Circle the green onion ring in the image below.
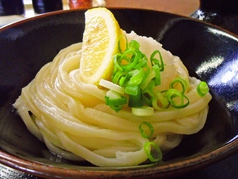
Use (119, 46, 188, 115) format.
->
(127, 69, 145, 86)
(152, 91, 169, 110)
(144, 142, 162, 162)
(197, 81, 209, 97)
(105, 96, 127, 112)
(112, 71, 127, 84)
(150, 50, 164, 71)
(129, 40, 140, 51)
(118, 35, 128, 53)
(152, 65, 161, 86)
(120, 49, 139, 71)
(166, 89, 189, 109)
(139, 121, 154, 138)
(113, 54, 123, 71)
(170, 77, 188, 94)
(125, 85, 139, 96)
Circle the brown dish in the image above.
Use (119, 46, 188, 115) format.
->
(0, 8, 238, 178)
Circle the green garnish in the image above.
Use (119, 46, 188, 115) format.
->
(166, 89, 190, 109)
(132, 106, 154, 116)
(139, 121, 154, 138)
(125, 85, 139, 96)
(150, 50, 164, 71)
(152, 65, 161, 86)
(127, 69, 144, 86)
(127, 86, 144, 107)
(99, 35, 209, 115)
(170, 77, 188, 94)
(105, 96, 127, 112)
(197, 81, 209, 97)
(98, 35, 210, 165)
(144, 142, 162, 162)
(152, 91, 169, 110)
(118, 34, 128, 53)
(105, 90, 127, 112)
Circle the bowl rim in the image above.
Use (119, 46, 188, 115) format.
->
(1, 139, 238, 178)
(1, 7, 238, 38)
(1, 7, 238, 178)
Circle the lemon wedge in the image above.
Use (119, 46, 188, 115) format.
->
(79, 8, 121, 84)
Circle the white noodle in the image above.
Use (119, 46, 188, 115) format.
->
(13, 31, 211, 167)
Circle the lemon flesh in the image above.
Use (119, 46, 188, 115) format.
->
(79, 8, 121, 84)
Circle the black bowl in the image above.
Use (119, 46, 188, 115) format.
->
(1, 8, 238, 179)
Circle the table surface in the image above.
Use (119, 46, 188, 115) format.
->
(0, 0, 199, 26)
(1, 0, 238, 179)
(106, 0, 199, 16)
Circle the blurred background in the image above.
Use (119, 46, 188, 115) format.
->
(0, 0, 199, 27)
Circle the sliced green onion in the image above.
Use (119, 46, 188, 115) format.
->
(106, 90, 121, 99)
(140, 70, 155, 90)
(136, 50, 146, 60)
(197, 81, 209, 97)
(114, 54, 123, 71)
(120, 50, 139, 71)
(127, 69, 145, 86)
(118, 35, 128, 54)
(152, 65, 161, 86)
(150, 50, 164, 71)
(144, 142, 162, 162)
(128, 88, 143, 107)
(112, 71, 126, 84)
(139, 121, 154, 138)
(99, 79, 125, 95)
(105, 93, 127, 112)
(119, 75, 127, 87)
(134, 58, 148, 69)
(132, 106, 154, 116)
(138, 68, 150, 89)
(114, 50, 138, 72)
(170, 77, 188, 94)
(152, 91, 169, 111)
(141, 80, 155, 107)
(108, 38, 176, 114)
(129, 40, 140, 51)
(166, 89, 189, 109)
(142, 93, 153, 107)
(125, 85, 139, 96)
(142, 80, 155, 97)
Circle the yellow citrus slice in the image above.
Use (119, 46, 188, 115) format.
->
(79, 7, 121, 84)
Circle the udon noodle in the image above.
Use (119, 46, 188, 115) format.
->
(13, 31, 212, 167)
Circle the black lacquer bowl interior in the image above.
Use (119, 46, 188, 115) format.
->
(1, 8, 238, 178)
